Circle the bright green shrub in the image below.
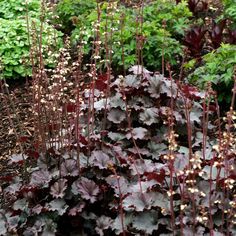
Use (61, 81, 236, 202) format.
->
(221, 0, 236, 25)
(188, 43, 236, 103)
(0, 0, 40, 19)
(0, 18, 63, 78)
(55, 0, 97, 33)
(0, 0, 63, 79)
(70, 0, 192, 71)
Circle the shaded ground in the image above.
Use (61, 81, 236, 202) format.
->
(0, 80, 34, 182)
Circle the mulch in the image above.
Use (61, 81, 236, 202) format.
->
(0, 80, 34, 181)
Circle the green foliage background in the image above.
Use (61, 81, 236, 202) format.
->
(0, 0, 63, 79)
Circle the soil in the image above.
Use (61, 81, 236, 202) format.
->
(0, 79, 34, 185)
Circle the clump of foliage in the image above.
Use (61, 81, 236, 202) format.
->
(180, 0, 236, 106)
(221, 0, 236, 26)
(0, 0, 40, 19)
(1, 61, 236, 234)
(70, 0, 192, 71)
(0, 0, 63, 79)
(0, 0, 236, 235)
(188, 43, 236, 104)
(55, 0, 97, 33)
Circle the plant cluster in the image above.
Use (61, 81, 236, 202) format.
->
(0, 0, 236, 236)
(188, 43, 236, 103)
(0, 0, 63, 79)
(179, 0, 236, 106)
(67, 0, 192, 72)
(1, 59, 236, 234)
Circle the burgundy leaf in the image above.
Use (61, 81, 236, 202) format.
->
(227, 29, 236, 44)
(184, 26, 206, 56)
(181, 84, 204, 100)
(26, 150, 40, 159)
(96, 73, 108, 91)
(19, 136, 29, 143)
(188, 0, 200, 13)
(64, 102, 76, 113)
(60, 159, 79, 177)
(50, 179, 68, 198)
(72, 177, 99, 203)
(145, 169, 166, 184)
(210, 20, 226, 49)
(0, 175, 15, 183)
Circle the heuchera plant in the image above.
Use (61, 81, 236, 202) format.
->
(1, 65, 235, 235)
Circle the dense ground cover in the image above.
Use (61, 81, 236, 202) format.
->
(0, 0, 235, 235)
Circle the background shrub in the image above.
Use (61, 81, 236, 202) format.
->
(188, 43, 236, 104)
(0, 0, 63, 79)
(70, 0, 192, 72)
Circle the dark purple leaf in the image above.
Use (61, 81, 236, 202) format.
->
(110, 92, 125, 109)
(174, 153, 189, 172)
(188, 0, 199, 13)
(68, 202, 85, 216)
(124, 74, 142, 88)
(147, 75, 177, 98)
(50, 179, 68, 198)
(94, 98, 107, 111)
(107, 109, 126, 124)
(227, 29, 236, 44)
(139, 108, 159, 125)
(4, 182, 22, 195)
(95, 215, 112, 236)
(30, 170, 51, 187)
(72, 177, 99, 203)
(127, 147, 150, 156)
(123, 192, 153, 212)
(106, 175, 129, 196)
(60, 159, 79, 177)
(123, 191, 169, 212)
(126, 127, 148, 140)
(210, 20, 226, 49)
(112, 214, 133, 235)
(129, 159, 156, 175)
(130, 180, 159, 192)
(91, 150, 112, 169)
(184, 26, 206, 56)
(132, 211, 159, 234)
